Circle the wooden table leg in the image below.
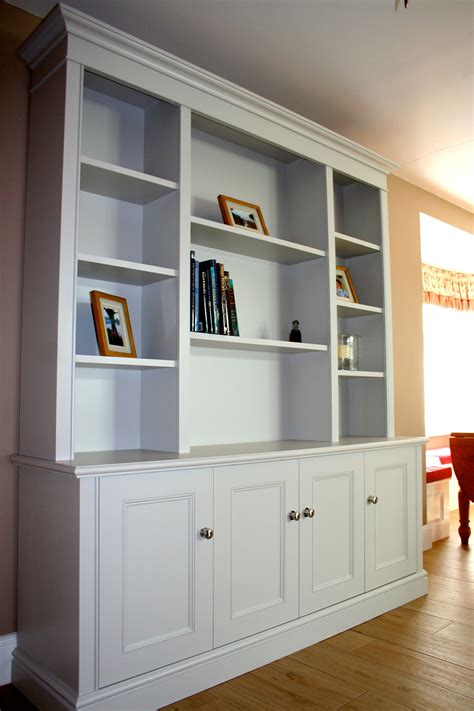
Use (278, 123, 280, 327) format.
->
(458, 489, 471, 545)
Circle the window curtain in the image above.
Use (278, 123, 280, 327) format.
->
(422, 263, 474, 311)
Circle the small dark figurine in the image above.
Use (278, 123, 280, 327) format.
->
(289, 320, 302, 343)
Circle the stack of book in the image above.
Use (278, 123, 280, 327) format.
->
(190, 251, 239, 336)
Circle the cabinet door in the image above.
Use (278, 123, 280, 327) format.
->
(365, 446, 417, 590)
(214, 459, 299, 647)
(299, 453, 364, 616)
(99, 468, 213, 687)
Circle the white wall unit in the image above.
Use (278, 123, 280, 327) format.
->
(15, 7, 426, 710)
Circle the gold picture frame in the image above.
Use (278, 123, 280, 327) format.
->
(218, 194, 269, 235)
(90, 290, 137, 358)
(336, 266, 358, 303)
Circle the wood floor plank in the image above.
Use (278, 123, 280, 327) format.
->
(353, 637, 474, 699)
(291, 644, 471, 711)
(434, 620, 474, 644)
(427, 579, 474, 609)
(320, 630, 375, 652)
(353, 616, 474, 669)
(423, 559, 474, 582)
(403, 596, 474, 626)
(339, 690, 412, 710)
(251, 657, 364, 708)
(377, 606, 451, 633)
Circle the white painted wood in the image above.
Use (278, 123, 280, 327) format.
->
(335, 232, 380, 259)
(336, 300, 383, 317)
(78, 477, 98, 694)
(338, 370, 384, 378)
(99, 467, 214, 686)
(191, 333, 327, 354)
(191, 216, 325, 264)
(75, 355, 176, 369)
(333, 177, 382, 246)
(379, 189, 395, 437)
(80, 157, 178, 205)
(0, 633, 17, 685)
(12, 572, 428, 711)
(77, 253, 177, 285)
(17, 468, 80, 692)
(339, 378, 388, 438)
(214, 459, 299, 647)
(300, 453, 365, 615)
(13, 438, 428, 476)
(365, 447, 418, 591)
(19, 61, 81, 460)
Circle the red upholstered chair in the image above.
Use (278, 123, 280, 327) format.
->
(449, 433, 474, 544)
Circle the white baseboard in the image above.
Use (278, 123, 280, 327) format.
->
(13, 572, 428, 710)
(0, 632, 17, 685)
(422, 524, 433, 551)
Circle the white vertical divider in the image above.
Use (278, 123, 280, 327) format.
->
(379, 188, 395, 437)
(20, 58, 83, 460)
(325, 166, 340, 441)
(177, 106, 192, 452)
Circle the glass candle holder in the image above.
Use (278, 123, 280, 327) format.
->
(338, 334, 359, 370)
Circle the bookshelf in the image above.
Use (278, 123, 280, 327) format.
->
(19, 17, 394, 459)
(15, 9, 427, 711)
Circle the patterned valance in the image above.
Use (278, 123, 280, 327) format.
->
(422, 263, 474, 311)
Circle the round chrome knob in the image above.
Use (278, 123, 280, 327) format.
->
(303, 507, 315, 518)
(367, 495, 379, 504)
(288, 510, 301, 521)
(200, 527, 214, 539)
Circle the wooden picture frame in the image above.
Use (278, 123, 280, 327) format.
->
(218, 194, 269, 235)
(90, 290, 137, 358)
(336, 266, 358, 303)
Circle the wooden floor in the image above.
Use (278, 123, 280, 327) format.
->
(1, 511, 472, 711)
(164, 510, 474, 711)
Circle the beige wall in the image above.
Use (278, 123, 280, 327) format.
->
(387, 175, 473, 439)
(0, 2, 472, 637)
(0, 1, 39, 636)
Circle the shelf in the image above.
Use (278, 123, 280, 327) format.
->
(336, 300, 382, 318)
(191, 333, 327, 354)
(338, 370, 384, 378)
(191, 217, 325, 265)
(77, 253, 177, 286)
(75, 355, 177, 369)
(335, 232, 380, 258)
(80, 156, 178, 205)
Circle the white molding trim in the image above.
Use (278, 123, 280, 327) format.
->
(13, 572, 428, 710)
(422, 524, 433, 551)
(0, 632, 17, 685)
(19, 4, 398, 178)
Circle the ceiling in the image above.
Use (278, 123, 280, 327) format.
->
(9, 0, 474, 213)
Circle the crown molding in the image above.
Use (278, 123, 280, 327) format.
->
(19, 3, 398, 176)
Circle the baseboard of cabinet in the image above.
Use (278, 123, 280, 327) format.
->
(12, 571, 428, 711)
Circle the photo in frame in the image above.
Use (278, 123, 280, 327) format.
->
(90, 290, 137, 358)
(336, 266, 358, 303)
(218, 195, 269, 235)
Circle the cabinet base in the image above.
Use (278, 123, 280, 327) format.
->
(13, 571, 428, 711)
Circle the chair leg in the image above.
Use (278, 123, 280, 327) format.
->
(458, 489, 471, 545)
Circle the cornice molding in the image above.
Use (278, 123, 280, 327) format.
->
(20, 3, 398, 176)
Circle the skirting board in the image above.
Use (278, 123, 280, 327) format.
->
(0, 632, 17, 685)
(422, 524, 433, 551)
(13, 572, 428, 711)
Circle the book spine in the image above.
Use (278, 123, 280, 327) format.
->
(194, 259, 201, 332)
(218, 263, 228, 335)
(209, 262, 219, 335)
(190, 250, 195, 331)
(200, 266, 209, 333)
(227, 276, 240, 337)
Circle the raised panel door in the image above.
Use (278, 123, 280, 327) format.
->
(365, 446, 417, 590)
(299, 453, 364, 616)
(99, 467, 213, 686)
(214, 459, 299, 647)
